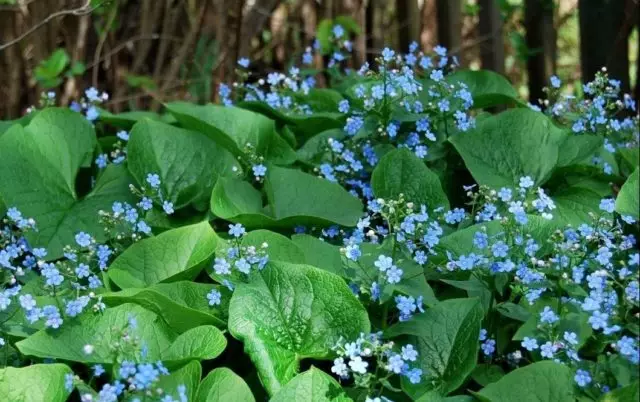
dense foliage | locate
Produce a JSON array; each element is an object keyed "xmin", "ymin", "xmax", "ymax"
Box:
[{"xmin": 1, "ymin": 24, "xmax": 639, "ymax": 402}]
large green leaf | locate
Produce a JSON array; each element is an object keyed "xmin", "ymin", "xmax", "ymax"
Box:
[
  {"xmin": 556, "ymin": 134, "xmax": 603, "ymax": 167},
  {"xmin": 0, "ymin": 364, "xmax": 72, "ymax": 402},
  {"xmin": 155, "ymin": 360, "xmax": 202, "ymax": 402},
  {"xmin": 599, "ymin": 381, "xmax": 639, "ymax": 402},
  {"xmin": 211, "ymin": 166, "xmax": 363, "ymax": 229},
  {"xmin": 386, "ymin": 298, "xmax": 484, "ymax": 397},
  {"xmin": 449, "ymin": 108, "xmax": 564, "ymax": 187},
  {"xmin": 238, "ymin": 101, "xmax": 343, "ymax": 142},
  {"xmin": 16, "ymin": 304, "xmax": 175, "ymax": 363},
  {"xmin": 474, "ymin": 361, "xmax": 574, "ymax": 402},
  {"xmin": 228, "ymin": 261, "xmax": 370, "ymax": 395},
  {"xmin": 196, "ymin": 368, "xmax": 256, "ymax": 402},
  {"xmin": 108, "ymin": 221, "xmax": 217, "ymax": 288},
  {"xmin": 371, "ymin": 148, "xmax": 450, "ymax": 209},
  {"xmin": 616, "ymin": 168, "xmax": 639, "ymax": 218},
  {"xmin": 165, "ymin": 102, "xmax": 296, "ymax": 164},
  {"xmin": 270, "ymin": 367, "xmax": 352, "ymax": 402},
  {"xmin": 446, "ymin": 70, "xmax": 520, "ymax": 109},
  {"xmin": 102, "ymin": 281, "xmax": 228, "ymax": 332},
  {"xmin": 552, "ymin": 186, "xmax": 602, "ymax": 226},
  {"xmin": 242, "ymin": 230, "xmax": 306, "ymax": 264},
  {"xmin": 127, "ymin": 119, "xmax": 240, "ymax": 211},
  {"xmin": 161, "ymin": 325, "xmax": 227, "ymax": 364},
  {"xmin": 16, "ymin": 304, "xmax": 225, "ymax": 364},
  {"xmin": 0, "ymin": 108, "xmax": 136, "ymax": 259},
  {"xmin": 291, "ymin": 234, "xmax": 344, "ymax": 276}
]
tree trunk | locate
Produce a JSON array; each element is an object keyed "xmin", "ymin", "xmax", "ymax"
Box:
[
  {"xmin": 525, "ymin": 0, "xmax": 555, "ymax": 104},
  {"xmin": 478, "ymin": 0, "xmax": 504, "ymax": 74},
  {"xmin": 239, "ymin": 0, "xmax": 282, "ymax": 58},
  {"xmin": 420, "ymin": 0, "xmax": 437, "ymax": 50},
  {"xmin": 579, "ymin": 0, "xmax": 630, "ymax": 92},
  {"xmin": 435, "ymin": 0, "xmax": 462, "ymax": 51},
  {"xmin": 396, "ymin": 0, "xmax": 420, "ymax": 52}
]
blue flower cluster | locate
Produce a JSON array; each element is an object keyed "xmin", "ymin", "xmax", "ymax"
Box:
[
  {"xmin": 331, "ymin": 332, "xmax": 423, "ymax": 396},
  {"xmin": 211, "ymin": 223, "xmax": 269, "ymax": 291}
]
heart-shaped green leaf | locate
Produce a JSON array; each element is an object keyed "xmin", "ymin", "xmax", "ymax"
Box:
[{"xmin": 228, "ymin": 261, "xmax": 370, "ymax": 395}]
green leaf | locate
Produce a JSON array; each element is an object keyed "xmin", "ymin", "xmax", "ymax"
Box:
[
  {"xmin": 616, "ymin": 168, "xmax": 639, "ymax": 219},
  {"xmin": 165, "ymin": 102, "xmax": 296, "ymax": 165},
  {"xmin": 471, "ymin": 364, "xmax": 505, "ymax": 386},
  {"xmin": 618, "ymin": 148, "xmax": 639, "ymax": 170},
  {"xmin": 0, "ymin": 364, "xmax": 73, "ymax": 402},
  {"xmin": 552, "ymin": 187, "xmax": 602, "ymax": 226},
  {"xmin": 161, "ymin": 325, "xmax": 227, "ymax": 364},
  {"xmin": 242, "ymin": 230, "xmax": 306, "ymax": 264},
  {"xmin": 599, "ymin": 381, "xmax": 639, "ymax": 401},
  {"xmin": 386, "ymin": 298, "xmax": 484, "ymax": 397},
  {"xmin": 98, "ymin": 109, "xmax": 176, "ymax": 129},
  {"xmin": 156, "ymin": 360, "xmax": 202, "ymax": 402},
  {"xmin": 438, "ymin": 216, "xmax": 561, "ymax": 258},
  {"xmin": 196, "ymin": 367, "xmax": 256, "ymax": 402},
  {"xmin": 128, "ymin": 119, "xmax": 241, "ymax": 211},
  {"xmin": 495, "ymin": 302, "xmax": 531, "ymax": 322},
  {"xmin": 108, "ymin": 221, "xmax": 218, "ymax": 288},
  {"xmin": 316, "ymin": 19, "xmax": 335, "ymax": 53},
  {"xmin": 474, "ymin": 361, "xmax": 574, "ymax": 402},
  {"xmin": 228, "ymin": 261, "xmax": 370, "ymax": 395},
  {"xmin": 356, "ymin": 243, "xmax": 438, "ymax": 305},
  {"xmin": 212, "ymin": 166, "xmax": 363, "ymax": 229},
  {"xmin": 449, "ymin": 108, "xmax": 564, "ymax": 187},
  {"xmin": 270, "ymin": 367, "xmax": 352, "ymax": 402},
  {"xmin": 446, "ymin": 70, "xmax": 519, "ymax": 108},
  {"xmin": 16, "ymin": 304, "xmax": 175, "ymax": 363},
  {"xmin": 0, "ymin": 108, "xmax": 136, "ymax": 259},
  {"xmin": 291, "ymin": 234, "xmax": 344, "ymax": 276},
  {"xmin": 35, "ymin": 49, "xmax": 69, "ymax": 81},
  {"xmin": 102, "ymin": 281, "xmax": 228, "ymax": 332},
  {"xmin": 556, "ymin": 134, "xmax": 603, "ymax": 167},
  {"xmin": 371, "ymin": 148, "xmax": 450, "ymax": 209}
]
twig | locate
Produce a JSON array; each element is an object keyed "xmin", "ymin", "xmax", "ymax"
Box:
[
  {"xmin": 92, "ymin": 0, "xmax": 118, "ymax": 87},
  {"xmin": 0, "ymin": 0, "xmax": 102, "ymax": 51},
  {"xmin": 86, "ymin": 33, "xmax": 182, "ymax": 70}
]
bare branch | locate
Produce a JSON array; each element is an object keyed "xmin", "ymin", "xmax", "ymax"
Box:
[{"xmin": 0, "ymin": 0, "xmax": 103, "ymax": 51}]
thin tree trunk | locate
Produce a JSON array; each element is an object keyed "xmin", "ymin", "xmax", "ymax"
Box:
[
  {"xmin": 478, "ymin": 0, "xmax": 504, "ymax": 74},
  {"xmin": 366, "ymin": 0, "xmax": 376, "ymax": 65},
  {"xmin": 525, "ymin": 0, "xmax": 555, "ymax": 104},
  {"xmin": 239, "ymin": 0, "xmax": 281, "ymax": 58},
  {"xmin": 396, "ymin": 0, "xmax": 420, "ymax": 52},
  {"xmin": 420, "ymin": 0, "xmax": 437, "ymax": 50},
  {"xmin": 435, "ymin": 0, "xmax": 461, "ymax": 51},
  {"xmin": 579, "ymin": 0, "xmax": 630, "ymax": 92}
]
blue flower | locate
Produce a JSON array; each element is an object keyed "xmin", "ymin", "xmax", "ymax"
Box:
[
  {"xmin": 430, "ymin": 69, "xmax": 444, "ymax": 81},
  {"xmin": 237, "ymin": 58, "xmax": 250, "ymax": 68},
  {"xmin": 162, "ymin": 201, "xmax": 174, "ymax": 215},
  {"xmin": 540, "ymin": 306, "xmax": 559, "ymax": 324},
  {"xmin": 574, "ymin": 369, "xmax": 592, "ymax": 387},
  {"xmin": 338, "ymin": 100, "xmax": 350, "ymax": 113},
  {"xmin": 550, "ymin": 75, "xmax": 561, "ymax": 88},
  {"xmin": 405, "ymin": 367, "xmax": 422, "ymax": 384},
  {"xmin": 95, "ymin": 154, "xmax": 108, "ymax": 168},
  {"xmin": 64, "ymin": 373, "xmax": 74, "ymax": 391},
  {"xmin": 228, "ymin": 223, "xmax": 246, "ymax": 238},
  {"xmin": 207, "ymin": 289, "xmax": 222, "ymax": 306},
  {"xmin": 386, "ymin": 266, "xmax": 403, "ymax": 284},
  {"xmin": 521, "ymin": 337, "xmax": 539, "ymax": 351},
  {"xmin": 75, "ymin": 232, "xmax": 92, "ymax": 248},
  {"xmin": 332, "ymin": 24, "xmax": 344, "ymax": 38},
  {"xmin": 252, "ymin": 164, "xmax": 267, "ymax": 178},
  {"xmin": 146, "ymin": 173, "xmax": 161, "ymax": 188},
  {"xmin": 599, "ymin": 198, "xmax": 615, "ymax": 213},
  {"xmin": 519, "ymin": 176, "xmax": 534, "ymax": 189},
  {"xmin": 381, "ymin": 47, "xmax": 395, "ymax": 62}
]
